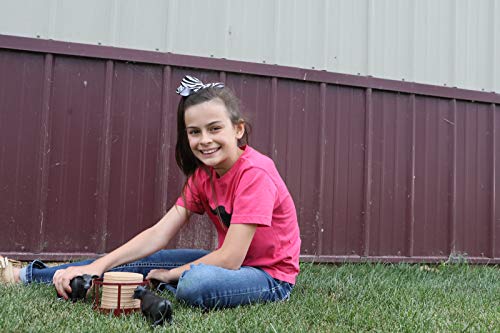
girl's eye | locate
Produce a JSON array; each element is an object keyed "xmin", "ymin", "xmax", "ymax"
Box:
[
  {"xmin": 209, "ymin": 126, "xmax": 222, "ymax": 132},
  {"xmin": 187, "ymin": 129, "xmax": 200, "ymax": 135}
]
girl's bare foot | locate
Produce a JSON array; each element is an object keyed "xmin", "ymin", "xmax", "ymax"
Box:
[
  {"xmin": 0, "ymin": 256, "xmax": 22, "ymax": 284},
  {"xmin": 12, "ymin": 267, "xmax": 21, "ymax": 283}
]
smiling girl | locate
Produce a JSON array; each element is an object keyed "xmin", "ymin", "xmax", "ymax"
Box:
[{"xmin": 1, "ymin": 76, "xmax": 301, "ymax": 310}]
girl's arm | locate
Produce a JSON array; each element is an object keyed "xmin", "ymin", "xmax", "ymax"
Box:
[
  {"xmin": 146, "ymin": 223, "xmax": 257, "ymax": 283},
  {"xmin": 54, "ymin": 205, "xmax": 189, "ymax": 299}
]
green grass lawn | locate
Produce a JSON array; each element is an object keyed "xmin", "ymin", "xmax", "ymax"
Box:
[{"xmin": 0, "ymin": 262, "xmax": 498, "ymax": 332}]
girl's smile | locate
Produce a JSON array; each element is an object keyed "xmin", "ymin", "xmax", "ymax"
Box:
[{"xmin": 184, "ymin": 99, "xmax": 245, "ymax": 176}]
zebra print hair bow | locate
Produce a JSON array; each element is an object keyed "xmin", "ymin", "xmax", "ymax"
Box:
[{"xmin": 176, "ymin": 75, "xmax": 224, "ymax": 97}]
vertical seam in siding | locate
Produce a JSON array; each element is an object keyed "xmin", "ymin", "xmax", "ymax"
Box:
[
  {"xmin": 475, "ymin": 103, "xmax": 480, "ymax": 254},
  {"xmin": 333, "ymin": 85, "xmax": 340, "ymax": 253},
  {"xmin": 346, "ymin": 88, "xmax": 354, "ymax": 253},
  {"xmin": 156, "ymin": 65, "xmax": 171, "ymax": 218},
  {"xmin": 393, "ymin": 95, "xmax": 400, "ymax": 253},
  {"xmin": 317, "ymin": 82, "xmax": 326, "ymax": 256},
  {"xmin": 407, "ymin": 93, "xmax": 416, "ymax": 257},
  {"xmin": 271, "ymin": 77, "xmax": 278, "ymax": 161},
  {"xmin": 219, "ymin": 71, "xmax": 226, "ymax": 83},
  {"xmin": 491, "ymin": 103, "xmax": 497, "ymax": 258},
  {"xmin": 96, "ymin": 59, "xmax": 114, "ymax": 253},
  {"xmin": 450, "ymin": 98, "xmax": 457, "ymax": 255},
  {"xmin": 362, "ymin": 87, "xmax": 373, "ymax": 256},
  {"xmin": 379, "ymin": 93, "xmax": 386, "ymax": 254},
  {"xmin": 36, "ymin": 53, "xmax": 53, "ymax": 253}
]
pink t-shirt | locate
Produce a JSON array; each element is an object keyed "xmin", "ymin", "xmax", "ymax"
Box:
[{"xmin": 175, "ymin": 146, "xmax": 301, "ymax": 284}]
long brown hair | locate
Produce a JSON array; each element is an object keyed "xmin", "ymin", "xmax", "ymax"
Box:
[{"xmin": 175, "ymin": 85, "xmax": 252, "ymax": 224}]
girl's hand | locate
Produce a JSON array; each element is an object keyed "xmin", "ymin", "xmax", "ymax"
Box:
[
  {"xmin": 146, "ymin": 269, "xmax": 174, "ymax": 284},
  {"xmin": 53, "ymin": 265, "xmax": 103, "ymax": 300}
]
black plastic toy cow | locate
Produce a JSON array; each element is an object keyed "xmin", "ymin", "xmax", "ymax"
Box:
[{"xmin": 133, "ymin": 286, "xmax": 173, "ymax": 326}]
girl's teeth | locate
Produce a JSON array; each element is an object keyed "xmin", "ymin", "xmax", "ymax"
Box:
[{"xmin": 203, "ymin": 148, "xmax": 218, "ymax": 154}]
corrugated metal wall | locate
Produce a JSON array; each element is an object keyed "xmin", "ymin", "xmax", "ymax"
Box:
[
  {"xmin": 0, "ymin": 0, "xmax": 499, "ymax": 93},
  {"xmin": 0, "ymin": 35, "xmax": 499, "ymax": 263}
]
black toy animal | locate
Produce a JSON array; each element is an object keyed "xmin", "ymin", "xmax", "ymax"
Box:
[
  {"xmin": 56, "ymin": 274, "xmax": 97, "ymax": 302},
  {"xmin": 133, "ymin": 286, "xmax": 173, "ymax": 326}
]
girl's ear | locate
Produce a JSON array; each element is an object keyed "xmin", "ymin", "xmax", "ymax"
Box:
[{"xmin": 235, "ymin": 120, "xmax": 245, "ymax": 140}]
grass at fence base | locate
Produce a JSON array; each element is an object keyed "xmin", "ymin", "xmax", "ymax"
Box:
[{"xmin": 0, "ymin": 262, "xmax": 498, "ymax": 332}]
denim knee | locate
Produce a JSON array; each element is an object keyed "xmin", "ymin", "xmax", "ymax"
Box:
[
  {"xmin": 174, "ymin": 263, "xmax": 294, "ymax": 310},
  {"xmin": 175, "ymin": 264, "xmax": 210, "ymax": 308}
]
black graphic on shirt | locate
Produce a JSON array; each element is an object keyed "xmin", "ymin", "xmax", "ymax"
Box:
[{"xmin": 210, "ymin": 206, "xmax": 232, "ymax": 228}]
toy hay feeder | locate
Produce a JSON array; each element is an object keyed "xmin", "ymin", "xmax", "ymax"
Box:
[{"xmin": 92, "ymin": 272, "xmax": 148, "ymax": 316}]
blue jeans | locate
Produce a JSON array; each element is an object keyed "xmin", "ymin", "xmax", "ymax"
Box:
[{"xmin": 21, "ymin": 249, "xmax": 294, "ymax": 310}]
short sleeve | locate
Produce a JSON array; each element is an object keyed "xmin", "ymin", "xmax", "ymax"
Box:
[
  {"xmin": 231, "ymin": 168, "xmax": 277, "ymax": 226},
  {"xmin": 175, "ymin": 174, "xmax": 205, "ymax": 214}
]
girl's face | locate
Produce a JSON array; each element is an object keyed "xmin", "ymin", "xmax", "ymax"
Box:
[{"xmin": 184, "ymin": 99, "xmax": 245, "ymax": 176}]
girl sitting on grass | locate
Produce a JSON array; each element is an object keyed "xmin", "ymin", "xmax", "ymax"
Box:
[{"xmin": 0, "ymin": 75, "xmax": 301, "ymax": 310}]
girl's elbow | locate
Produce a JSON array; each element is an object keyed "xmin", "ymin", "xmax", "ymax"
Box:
[
  {"xmin": 219, "ymin": 251, "xmax": 244, "ymax": 270},
  {"xmin": 226, "ymin": 261, "xmax": 243, "ymax": 270}
]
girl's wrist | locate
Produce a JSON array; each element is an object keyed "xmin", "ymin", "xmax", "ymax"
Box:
[
  {"xmin": 166, "ymin": 268, "xmax": 180, "ymax": 283},
  {"xmin": 88, "ymin": 260, "xmax": 107, "ymax": 276}
]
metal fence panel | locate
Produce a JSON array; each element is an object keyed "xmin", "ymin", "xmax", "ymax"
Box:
[{"xmin": 0, "ymin": 35, "xmax": 498, "ymax": 263}]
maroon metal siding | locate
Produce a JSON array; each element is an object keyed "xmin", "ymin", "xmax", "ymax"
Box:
[
  {"xmin": 0, "ymin": 50, "xmax": 45, "ymax": 254},
  {"xmin": 0, "ymin": 35, "xmax": 498, "ymax": 263}
]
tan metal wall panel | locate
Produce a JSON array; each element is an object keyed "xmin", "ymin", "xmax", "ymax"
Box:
[{"xmin": 0, "ymin": 1, "xmax": 499, "ymax": 89}]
